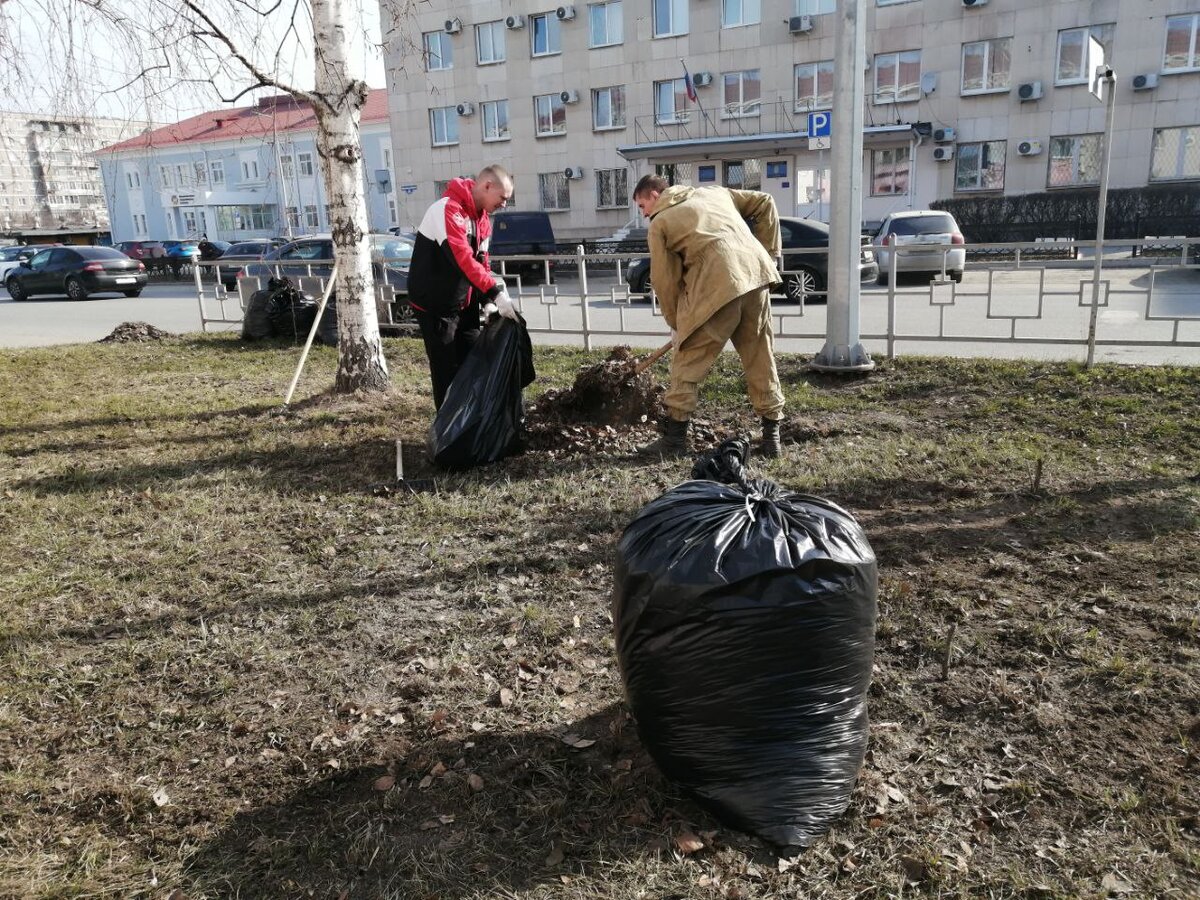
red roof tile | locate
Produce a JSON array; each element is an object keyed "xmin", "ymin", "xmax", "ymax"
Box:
[{"xmin": 97, "ymin": 88, "xmax": 389, "ymax": 154}]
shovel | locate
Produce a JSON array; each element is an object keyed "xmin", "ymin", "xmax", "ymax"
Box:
[{"xmin": 629, "ymin": 339, "xmax": 673, "ymax": 381}]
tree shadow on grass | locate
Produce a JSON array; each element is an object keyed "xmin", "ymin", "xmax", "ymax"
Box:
[{"xmin": 182, "ymin": 704, "xmax": 723, "ymax": 899}]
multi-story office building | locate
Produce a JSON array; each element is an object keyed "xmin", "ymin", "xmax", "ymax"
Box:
[
  {"xmin": 382, "ymin": 0, "xmax": 1200, "ymax": 237},
  {"xmin": 96, "ymin": 91, "xmax": 399, "ymax": 244},
  {"xmin": 0, "ymin": 111, "xmax": 144, "ymax": 235}
]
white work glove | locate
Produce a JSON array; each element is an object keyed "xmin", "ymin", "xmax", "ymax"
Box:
[
  {"xmin": 483, "ymin": 302, "xmax": 498, "ymax": 318},
  {"xmin": 494, "ymin": 286, "xmax": 519, "ymax": 321}
]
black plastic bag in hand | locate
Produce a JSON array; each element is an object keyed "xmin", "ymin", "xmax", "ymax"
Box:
[
  {"xmin": 427, "ymin": 313, "xmax": 535, "ymax": 470},
  {"xmin": 614, "ymin": 442, "xmax": 877, "ymax": 849}
]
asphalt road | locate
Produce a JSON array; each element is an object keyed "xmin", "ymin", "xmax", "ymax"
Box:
[{"xmin": 2, "ymin": 267, "xmax": 1198, "ymax": 366}]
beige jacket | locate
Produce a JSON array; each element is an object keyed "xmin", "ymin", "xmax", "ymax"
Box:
[{"xmin": 647, "ymin": 185, "xmax": 782, "ymax": 342}]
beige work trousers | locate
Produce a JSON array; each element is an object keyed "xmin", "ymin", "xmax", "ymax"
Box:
[{"xmin": 664, "ymin": 287, "xmax": 785, "ymax": 422}]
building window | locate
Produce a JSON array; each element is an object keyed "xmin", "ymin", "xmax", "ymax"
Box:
[
  {"xmin": 652, "ymin": 0, "xmax": 687, "ymax": 37},
  {"xmin": 125, "ymin": 169, "xmax": 140, "ymax": 188},
  {"xmin": 722, "ymin": 0, "xmax": 760, "ymax": 28},
  {"xmin": 654, "ymin": 78, "xmax": 689, "ymax": 124},
  {"xmin": 871, "ymin": 146, "xmax": 910, "ymax": 196},
  {"xmin": 592, "ymin": 85, "xmax": 626, "ymax": 129},
  {"xmin": 183, "ymin": 210, "xmax": 198, "ymax": 233},
  {"xmin": 430, "ymin": 107, "xmax": 459, "ymax": 146},
  {"xmin": 434, "ymin": 179, "xmax": 451, "ymax": 199},
  {"xmin": 1165, "ymin": 14, "xmax": 1200, "ymax": 72},
  {"xmin": 794, "ymin": 60, "xmax": 834, "ymax": 112},
  {"xmin": 481, "ymin": 100, "xmax": 510, "ymax": 141},
  {"xmin": 286, "ymin": 206, "xmax": 300, "ymax": 228},
  {"xmin": 595, "ymin": 168, "xmax": 629, "ymax": 209},
  {"xmin": 383, "ymin": 147, "xmax": 392, "ymax": 169},
  {"xmin": 955, "ymin": 140, "xmax": 1006, "ymax": 191},
  {"xmin": 193, "ymin": 162, "xmax": 207, "ymax": 185},
  {"xmin": 159, "ymin": 165, "xmax": 172, "ymax": 187},
  {"xmin": 298, "ymin": 153, "xmax": 314, "ymax": 176},
  {"xmin": 388, "ymin": 198, "xmax": 398, "ymax": 224},
  {"xmin": 210, "ymin": 160, "xmax": 225, "ymax": 185},
  {"xmin": 215, "ymin": 204, "xmax": 272, "ymax": 230},
  {"xmin": 175, "ymin": 164, "xmax": 189, "ymax": 186},
  {"xmin": 1048, "ymin": 134, "xmax": 1103, "ymax": 187},
  {"xmin": 280, "ymin": 154, "xmax": 294, "ymax": 178},
  {"xmin": 1150, "ymin": 126, "xmax": 1200, "ymax": 181},
  {"xmin": 539, "ymin": 172, "xmax": 571, "ymax": 210},
  {"xmin": 132, "ymin": 213, "xmax": 147, "ymax": 235},
  {"xmin": 961, "ymin": 37, "xmax": 1012, "ymax": 94},
  {"xmin": 796, "ymin": 0, "xmax": 835, "ymax": 13},
  {"xmin": 721, "ymin": 70, "xmax": 761, "ymax": 118},
  {"xmin": 534, "ymin": 93, "xmax": 567, "ymax": 136},
  {"xmin": 589, "ymin": 1, "xmax": 622, "ymax": 47},
  {"xmin": 424, "ymin": 31, "xmax": 453, "ymax": 70},
  {"xmin": 304, "ymin": 205, "xmax": 319, "ymax": 227},
  {"xmin": 476, "ymin": 21, "xmax": 506, "ymax": 64},
  {"xmin": 241, "ymin": 157, "xmax": 260, "ymax": 181},
  {"xmin": 874, "ymin": 50, "xmax": 921, "ymax": 104},
  {"xmin": 531, "ymin": 12, "xmax": 561, "ymax": 56},
  {"xmin": 1055, "ymin": 24, "xmax": 1115, "ymax": 85}
]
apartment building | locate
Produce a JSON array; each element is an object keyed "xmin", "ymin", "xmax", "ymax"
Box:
[
  {"xmin": 382, "ymin": 0, "xmax": 1200, "ymax": 236},
  {"xmin": 0, "ymin": 111, "xmax": 144, "ymax": 235},
  {"xmin": 95, "ymin": 91, "xmax": 399, "ymax": 245}
]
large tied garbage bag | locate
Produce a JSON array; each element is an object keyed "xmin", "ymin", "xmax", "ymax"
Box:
[
  {"xmin": 241, "ymin": 277, "xmax": 317, "ymax": 342},
  {"xmin": 613, "ymin": 439, "xmax": 877, "ymax": 848},
  {"xmin": 427, "ymin": 313, "xmax": 535, "ymax": 470}
]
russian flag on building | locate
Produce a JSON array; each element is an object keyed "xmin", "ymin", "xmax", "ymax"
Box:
[{"xmin": 681, "ymin": 61, "xmax": 698, "ymax": 103}]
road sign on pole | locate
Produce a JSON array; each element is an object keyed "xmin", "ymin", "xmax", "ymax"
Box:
[{"xmin": 807, "ymin": 111, "xmax": 832, "ymax": 150}]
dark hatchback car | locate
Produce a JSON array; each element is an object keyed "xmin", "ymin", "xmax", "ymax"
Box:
[
  {"xmin": 490, "ymin": 211, "xmax": 557, "ymax": 284},
  {"xmin": 240, "ymin": 235, "xmax": 414, "ymax": 294},
  {"xmin": 215, "ymin": 238, "xmax": 286, "ymax": 289},
  {"xmin": 626, "ymin": 216, "xmax": 878, "ymax": 303},
  {"xmin": 4, "ymin": 246, "xmax": 147, "ymax": 301}
]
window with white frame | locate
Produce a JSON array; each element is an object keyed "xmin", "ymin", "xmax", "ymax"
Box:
[
  {"xmin": 434, "ymin": 179, "xmax": 451, "ymax": 199},
  {"xmin": 874, "ymin": 50, "xmax": 921, "ymax": 104},
  {"xmin": 654, "ymin": 78, "xmax": 689, "ymax": 123},
  {"xmin": 125, "ymin": 169, "xmax": 140, "ymax": 188},
  {"xmin": 132, "ymin": 212, "xmax": 147, "ymax": 234},
  {"xmin": 531, "ymin": 12, "xmax": 561, "ymax": 56},
  {"xmin": 876, "ymin": 0, "xmax": 913, "ymax": 5},
  {"xmin": 870, "ymin": 146, "xmax": 910, "ymax": 196},
  {"xmin": 286, "ymin": 206, "xmax": 300, "ymax": 228},
  {"xmin": 175, "ymin": 164, "xmax": 189, "ymax": 186},
  {"xmin": 481, "ymin": 100, "xmax": 510, "ymax": 141},
  {"xmin": 955, "ymin": 140, "xmax": 1006, "ymax": 191},
  {"xmin": 298, "ymin": 153, "xmax": 314, "ymax": 176},
  {"xmin": 1048, "ymin": 134, "xmax": 1103, "ymax": 187},
  {"xmin": 241, "ymin": 157, "xmax": 260, "ymax": 181},
  {"xmin": 423, "ymin": 31, "xmax": 453, "ymax": 71},
  {"xmin": 383, "ymin": 147, "xmax": 392, "ymax": 169},
  {"xmin": 652, "ymin": 0, "xmax": 687, "ymax": 37},
  {"xmin": 209, "ymin": 160, "xmax": 225, "ymax": 184},
  {"xmin": 539, "ymin": 172, "xmax": 570, "ymax": 210},
  {"xmin": 430, "ymin": 107, "xmax": 460, "ymax": 146},
  {"xmin": 962, "ymin": 37, "xmax": 1012, "ymax": 94},
  {"xmin": 595, "ymin": 168, "xmax": 629, "ymax": 209},
  {"xmin": 722, "ymin": 0, "xmax": 760, "ymax": 28},
  {"xmin": 476, "ymin": 21, "xmax": 506, "ymax": 64},
  {"xmin": 280, "ymin": 154, "xmax": 294, "ymax": 178},
  {"xmin": 592, "ymin": 85, "xmax": 626, "ymax": 129},
  {"xmin": 193, "ymin": 161, "xmax": 207, "ymax": 185},
  {"xmin": 1150, "ymin": 125, "xmax": 1200, "ymax": 181},
  {"xmin": 1165, "ymin": 14, "xmax": 1200, "ymax": 71},
  {"xmin": 721, "ymin": 70, "xmax": 761, "ymax": 117},
  {"xmin": 183, "ymin": 210, "xmax": 197, "ymax": 233},
  {"xmin": 304, "ymin": 204, "xmax": 319, "ymax": 227},
  {"xmin": 534, "ymin": 93, "xmax": 567, "ymax": 136},
  {"xmin": 589, "ymin": 1, "xmax": 622, "ymax": 47},
  {"xmin": 796, "ymin": 0, "xmax": 835, "ymax": 14},
  {"xmin": 388, "ymin": 198, "xmax": 398, "ymax": 224},
  {"xmin": 1055, "ymin": 24, "xmax": 1115, "ymax": 84},
  {"xmin": 159, "ymin": 165, "xmax": 172, "ymax": 187},
  {"xmin": 794, "ymin": 60, "xmax": 834, "ymax": 111}
]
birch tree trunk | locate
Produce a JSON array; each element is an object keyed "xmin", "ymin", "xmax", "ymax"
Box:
[{"xmin": 311, "ymin": 0, "xmax": 390, "ymax": 392}]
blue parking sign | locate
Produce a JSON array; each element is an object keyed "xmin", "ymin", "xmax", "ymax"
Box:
[{"xmin": 807, "ymin": 111, "xmax": 831, "ymax": 137}]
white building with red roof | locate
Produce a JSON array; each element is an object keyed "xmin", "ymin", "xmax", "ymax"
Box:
[{"xmin": 96, "ymin": 91, "xmax": 404, "ymax": 244}]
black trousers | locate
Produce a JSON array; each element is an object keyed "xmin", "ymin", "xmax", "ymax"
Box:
[{"xmin": 415, "ymin": 298, "xmax": 482, "ymax": 410}]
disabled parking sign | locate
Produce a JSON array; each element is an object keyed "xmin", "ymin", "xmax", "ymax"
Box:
[{"xmin": 808, "ymin": 112, "xmax": 831, "ymax": 150}]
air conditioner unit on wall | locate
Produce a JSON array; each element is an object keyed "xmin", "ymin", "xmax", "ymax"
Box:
[
  {"xmin": 789, "ymin": 15, "xmax": 813, "ymax": 35},
  {"xmin": 556, "ymin": 5, "xmax": 576, "ymax": 20},
  {"xmin": 455, "ymin": 101, "xmax": 475, "ymax": 116},
  {"xmin": 933, "ymin": 126, "xmax": 956, "ymax": 143},
  {"xmin": 962, "ymin": 0, "xmax": 988, "ymax": 7},
  {"xmin": 505, "ymin": 14, "xmax": 525, "ymax": 29},
  {"xmin": 564, "ymin": 166, "xmax": 584, "ymax": 179},
  {"xmin": 933, "ymin": 146, "xmax": 955, "ymax": 162},
  {"xmin": 1017, "ymin": 81, "xmax": 1043, "ymax": 101},
  {"xmin": 444, "ymin": 17, "xmax": 461, "ymax": 33},
  {"xmin": 692, "ymin": 72, "xmax": 713, "ymax": 87},
  {"xmin": 560, "ymin": 89, "xmax": 580, "ymax": 104},
  {"xmin": 1017, "ymin": 140, "xmax": 1042, "ymax": 156},
  {"xmin": 1132, "ymin": 73, "xmax": 1159, "ymax": 91}
]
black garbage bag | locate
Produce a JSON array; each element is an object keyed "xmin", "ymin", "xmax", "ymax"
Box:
[
  {"xmin": 265, "ymin": 277, "xmax": 318, "ymax": 342},
  {"xmin": 613, "ymin": 439, "xmax": 877, "ymax": 849},
  {"xmin": 427, "ymin": 313, "xmax": 535, "ymax": 470},
  {"xmin": 241, "ymin": 287, "xmax": 274, "ymax": 341},
  {"xmin": 315, "ymin": 300, "xmax": 338, "ymax": 347}
]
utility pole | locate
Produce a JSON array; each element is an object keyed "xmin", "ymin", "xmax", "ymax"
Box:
[
  {"xmin": 811, "ymin": 0, "xmax": 874, "ymax": 372},
  {"xmin": 1086, "ymin": 49, "xmax": 1117, "ymax": 370}
]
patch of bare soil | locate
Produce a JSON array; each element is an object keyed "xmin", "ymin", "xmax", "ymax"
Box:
[{"xmin": 98, "ymin": 321, "xmax": 176, "ymax": 343}]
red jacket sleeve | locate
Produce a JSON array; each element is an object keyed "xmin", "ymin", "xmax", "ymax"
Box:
[{"xmin": 443, "ymin": 201, "xmax": 500, "ymax": 295}]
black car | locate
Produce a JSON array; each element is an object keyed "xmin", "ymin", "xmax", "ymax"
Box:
[
  {"xmin": 490, "ymin": 211, "xmax": 557, "ymax": 284},
  {"xmin": 625, "ymin": 217, "xmax": 879, "ymax": 303},
  {"xmin": 240, "ymin": 234, "xmax": 413, "ymax": 296},
  {"xmin": 215, "ymin": 239, "xmax": 286, "ymax": 289},
  {"xmin": 4, "ymin": 246, "xmax": 147, "ymax": 301}
]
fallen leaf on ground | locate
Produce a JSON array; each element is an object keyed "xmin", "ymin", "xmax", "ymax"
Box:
[
  {"xmin": 151, "ymin": 787, "xmax": 170, "ymax": 807},
  {"xmin": 674, "ymin": 832, "xmax": 704, "ymax": 855},
  {"xmin": 499, "ymin": 688, "xmax": 515, "ymax": 707},
  {"xmin": 468, "ymin": 773, "xmax": 485, "ymax": 792},
  {"xmin": 545, "ymin": 845, "xmax": 565, "ymax": 866},
  {"xmin": 373, "ymin": 775, "xmax": 396, "ymax": 791},
  {"xmin": 1101, "ymin": 873, "xmax": 1135, "ymax": 894}
]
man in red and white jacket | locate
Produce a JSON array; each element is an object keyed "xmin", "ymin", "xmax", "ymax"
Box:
[{"xmin": 408, "ymin": 165, "xmax": 518, "ymax": 409}]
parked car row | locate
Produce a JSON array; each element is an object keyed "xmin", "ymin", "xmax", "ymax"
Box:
[{"xmin": 4, "ymin": 246, "xmax": 148, "ymax": 301}]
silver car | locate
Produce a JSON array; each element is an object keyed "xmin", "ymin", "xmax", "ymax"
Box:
[{"xmin": 874, "ymin": 210, "xmax": 966, "ymax": 283}]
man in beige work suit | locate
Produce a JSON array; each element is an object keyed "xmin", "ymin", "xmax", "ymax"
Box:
[{"xmin": 633, "ymin": 174, "xmax": 785, "ymax": 458}]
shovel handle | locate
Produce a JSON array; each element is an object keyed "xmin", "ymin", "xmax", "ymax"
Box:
[{"xmin": 633, "ymin": 339, "xmax": 674, "ymax": 376}]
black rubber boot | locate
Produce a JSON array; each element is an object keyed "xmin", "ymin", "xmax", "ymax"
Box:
[
  {"xmin": 639, "ymin": 418, "xmax": 690, "ymax": 458},
  {"xmin": 760, "ymin": 418, "xmax": 782, "ymax": 458}
]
